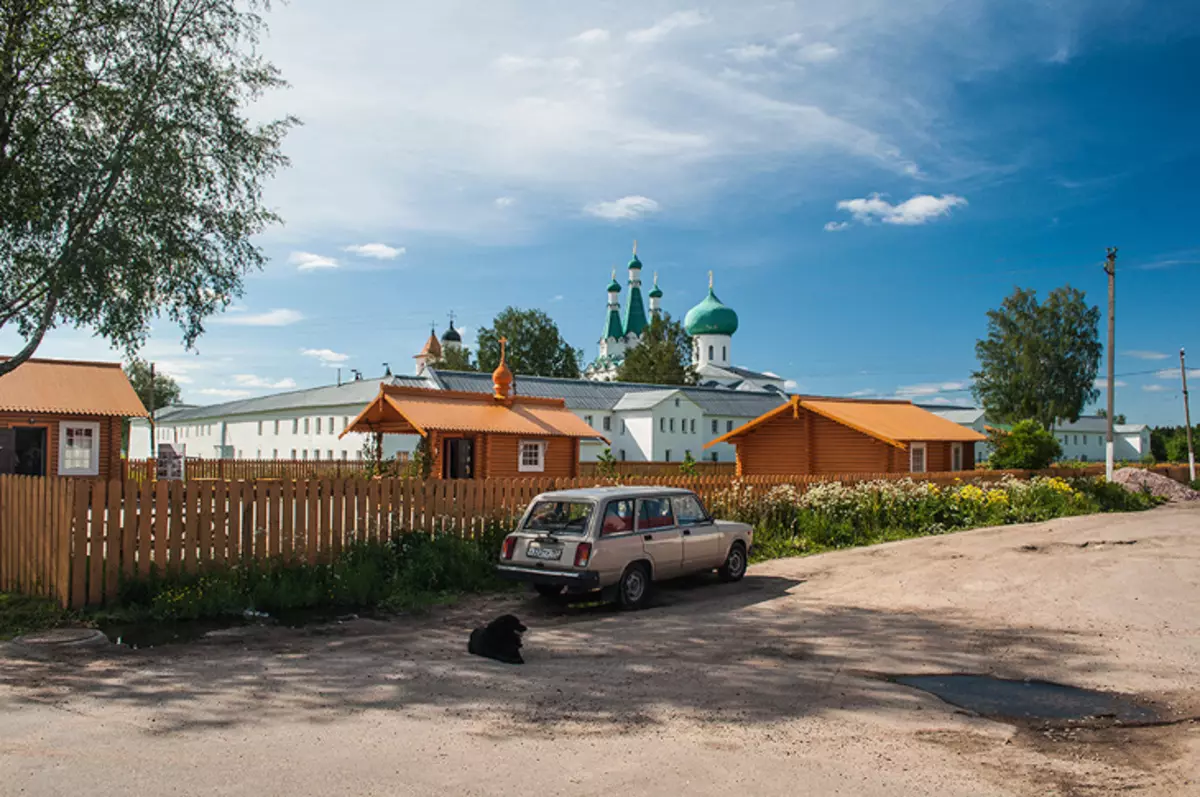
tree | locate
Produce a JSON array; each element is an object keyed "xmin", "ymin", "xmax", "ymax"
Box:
[
  {"xmin": 437, "ymin": 346, "xmax": 477, "ymax": 372},
  {"xmin": 476, "ymin": 308, "xmax": 581, "ymax": 378},
  {"xmin": 972, "ymin": 286, "xmax": 1102, "ymax": 429},
  {"xmin": 595, "ymin": 448, "xmax": 619, "ymax": 479},
  {"xmin": 123, "ymin": 359, "xmax": 181, "ymax": 414},
  {"xmin": 616, "ymin": 313, "xmax": 697, "ymax": 385},
  {"xmin": 0, "ymin": 0, "xmax": 295, "ymax": 378},
  {"xmin": 987, "ymin": 420, "xmax": 1063, "ymax": 469},
  {"xmin": 1096, "ymin": 409, "xmax": 1127, "ymax": 424}
]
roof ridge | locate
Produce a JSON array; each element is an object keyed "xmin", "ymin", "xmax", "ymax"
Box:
[{"xmin": 0, "ymin": 355, "xmax": 123, "ymax": 369}]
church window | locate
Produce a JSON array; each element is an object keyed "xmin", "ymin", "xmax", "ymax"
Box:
[
  {"xmin": 708, "ymin": 345, "xmax": 714, "ymax": 361},
  {"xmin": 603, "ymin": 416, "xmax": 611, "ymax": 431},
  {"xmin": 665, "ymin": 450, "xmax": 672, "ymax": 462},
  {"xmin": 660, "ymin": 418, "xmax": 665, "ymax": 432},
  {"xmin": 711, "ymin": 419, "xmax": 718, "ymax": 434},
  {"xmin": 726, "ymin": 420, "xmax": 734, "ymax": 432},
  {"xmin": 619, "ymin": 449, "xmax": 626, "ymax": 461},
  {"xmin": 722, "ymin": 346, "xmax": 726, "ymax": 361},
  {"xmin": 621, "ymin": 420, "xmax": 627, "ymax": 435},
  {"xmin": 690, "ymin": 419, "xmax": 695, "ymax": 434},
  {"xmin": 669, "ymin": 418, "xmax": 675, "ymax": 432}
]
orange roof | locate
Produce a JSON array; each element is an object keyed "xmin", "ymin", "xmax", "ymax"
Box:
[
  {"xmin": 704, "ymin": 395, "xmax": 985, "ymax": 450},
  {"xmin": 414, "ymin": 331, "xmax": 442, "ymax": 360},
  {"xmin": 0, "ymin": 357, "xmax": 148, "ymax": 417},
  {"xmin": 342, "ymin": 385, "xmax": 606, "ymax": 441}
]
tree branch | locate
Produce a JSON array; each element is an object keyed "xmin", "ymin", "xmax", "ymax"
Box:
[{"xmin": 0, "ymin": 290, "xmax": 58, "ymax": 378}]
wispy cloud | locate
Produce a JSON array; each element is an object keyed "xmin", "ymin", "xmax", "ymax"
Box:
[
  {"xmin": 197, "ymin": 388, "xmax": 253, "ymax": 398},
  {"xmin": 301, "ymin": 348, "xmax": 350, "ymax": 366},
  {"xmin": 832, "ymin": 193, "xmax": 968, "ymax": 227},
  {"xmin": 1156, "ymin": 368, "xmax": 1200, "ymax": 379},
  {"xmin": 289, "ymin": 251, "xmax": 339, "ymax": 271},
  {"xmin": 728, "ymin": 44, "xmax": 774, "ymax": 62},
  {"xmin": 823, "ymin": 221, "xmax": 850, "ymax": 232},
  {"xmin": 627, "ymin": 11, "xmax": 709, "ymax": 44},
  {"xmin": 550, "ymin": 295, "xmax": 564, "ymax": 302},
  {"xmin": 584, "ymin": 195, "xmax": 660, "ymax": 220},
  {"xmin": 783, "ymin": 379, "xmax": 799, "ymax": 391},
  {"xmin": 1124, "ymin": 350, "xmax": 1169, "ymax": 360},
  {"xmin": 571, "ymin": 28, "xmax": 609, "ymax": 44},
  {"xmin": 231, "ymin": 374, "xmax": 297, "ymax": 389},
  {"xmin": 1143, "ymin": 384, "xmax": 1166, "ymax": 392},
  {"xmin": 214, "ymin": 308, "xmax": 304, "ymax": 327},
  {"xmin": 1094, "ymin": 378, "xmax": 1127, "ymax": 389},
  {"xmin": 895, "ymin": 381, "xmax": 968, "ymax": 397},
  {"xmin": 343, "ymin": 243, "xmax": 405, "ymax": 260},
  {"xmin": 494, "ymin": 196, "xmax": 516, "ymax": 208},
  {"xmin": 848, "ymin": 388, "xmax": 876, "ymax": 397},
  {"xmin": 796, "ymin": 42, "xmax": 840, "ymax": 62}
]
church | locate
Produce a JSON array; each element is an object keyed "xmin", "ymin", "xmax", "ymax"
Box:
[{"xmin": 584, "ymin": 245, "xmax": 786, "ymax": 393}]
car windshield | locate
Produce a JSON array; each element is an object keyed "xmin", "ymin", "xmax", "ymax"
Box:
[{"xmin": 523, "ymin": 500, "xmax": 593, "ymax": 534}]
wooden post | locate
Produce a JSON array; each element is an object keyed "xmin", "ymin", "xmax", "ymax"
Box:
[{"xmin": 1103, "ymin": 247, "xmax": 1117, "ymax": 481}]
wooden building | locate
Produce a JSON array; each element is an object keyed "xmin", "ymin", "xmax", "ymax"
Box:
[
  {"xmin": 343, "ymin": 341, "xmax": 605, "ymax": 479},
  {"xmin": 705, "ymin": 395, "xmax": 986, "ymax": 476},
  {"xmin": 0, "ymin": 357, "xmax": 148, "ymax": 479}
]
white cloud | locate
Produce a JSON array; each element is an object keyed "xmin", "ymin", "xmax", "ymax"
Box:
[
  {"xmin": 823, "ymin": 221, "xmax": 850, "ymax": 232},
  {"xmin": 1093, "ymin": 378, "xmax": 1127, "ymax": 389},
  {"xmin": 1124, "ymin": 350, "xmax": 1168, "ymax": 360},
  {"xmin": 343, "ymin": 243, "xmax": 405, "ymax": 260},
  {"xmin": 197, "ymin": 388, "xmax": 253, "ymax": 398},
  {"xmin": 783, "ymin": 379, "xmax": 799, "ymax": 391},
  {"xmin": 796, "ymin": 42, "xmax": 840, "ymax": 62},
  {"xmin": 493, "ymin": 54, "xmax": 581, "ymax": 73},
  {"xmin": 213, "ymin": 308, "xmax": 304, "ymax": 327},
  {"xmin": 550, "ymin": 294, "xmax": 564, "ymax": 302},
  {"xmin": 1156, "ymin": 368, "xmax": 1200, "ymax": 379},
  {"xmin": 289, "ymin": 251, "xmax": 339, "ymax": 270},
  {"xmin": 301, "ymin": 348, "xmax": 350, "ymax": 366},
  {"xmin": 571, "ymin": 28, "xmax": 609, "ymax": 44},
  {"xmin": 231, "ymin": 374, "xmax": 298, "ymax": 389},
  {"xmin": 926, "ymin": 396, "xmax": 954, "ymax": 406},
  {"xmin": 584, "ymin": 195, "xmax": 660, "ymax": 220},
  {"xmin": 1143, "ymin": 384, "xmax": 1166, "ymax": 392},
  {"xmin": 627, "ymin": 11, "xmax": 709, "ymax": 44},
  {"xmin": 834, "ymin": 193, "xmax": 968, "ymax": 226},
  {"xmin": 895, "ymin": 381, "xmax": 968, "ymax": 397},
  {"xmin": 728, "ymin": 44, "xmax": 774, "ymax": 62},
  {"xmin": 494, "ymin": 196, "xmax": 516, "ymax": 208},
  {"xmin": 848, "ymin": 389, "xmax": 876, "ymax": 397}
]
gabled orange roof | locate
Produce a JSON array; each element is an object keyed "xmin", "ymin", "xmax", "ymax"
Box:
[
  {"xmin": 414, "ymin": 331, "xmax": 442, "ymax": 360},
  {"xmin": 704, "ymin": 395, "xmax": 985, "ymax": 449},
  {"xmin": 341, "ymin": 385, "xmax": 606, "ymax": 441},
  {"xmin": 0, "ymin": 357, "xmax": 148, "ymax": 417}
]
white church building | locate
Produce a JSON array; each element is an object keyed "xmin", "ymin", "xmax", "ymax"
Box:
[{"xmin": 129, "ymin": 247, "xmax": 791, "ymax": 465}]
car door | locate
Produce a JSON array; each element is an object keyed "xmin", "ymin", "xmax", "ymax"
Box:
[
  {"xmin": 637, "ymin": 496, "xmax": 683, "ymax": 580},
  {"xmin": 673, "ymin": 493, "xmax": 724, "ymax": 572},
  {"xmin": 593, "ymin": 498, "xmax": 644, "ymax": 587}
]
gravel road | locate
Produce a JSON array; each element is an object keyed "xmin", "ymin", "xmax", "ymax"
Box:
[{"xmin": 2, "ymin": 505, "xmax": 1198, "ymax": 796}]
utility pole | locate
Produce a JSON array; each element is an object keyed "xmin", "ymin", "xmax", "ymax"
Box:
[
  {"xmin": 1182, "ymin": 348, "xmax": 1196, "ymax": 482},
  {"xmin": 1103, "ymin": 248, "xmax": 1117, "ymax": 481}
]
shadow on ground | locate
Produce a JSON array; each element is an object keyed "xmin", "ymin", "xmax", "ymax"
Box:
[{"xmin": 0, "ymin": 572, "xmax": 1125, "ymax": 737}]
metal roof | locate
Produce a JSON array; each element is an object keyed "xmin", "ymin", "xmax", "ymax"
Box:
[
  {"xmin": 0, "ymin": 357, "xmax": 148, "ymax": 417},
  {"xmin": 612, "ymin": 389, "xmax": 685, "ymax": 411},
  {"xmin": 151, "ymin": 375, "xmax": 435, "ymax": 422},
  {"xmin": 428, "ymin": 369, "xmax": 787, "ymax": 417},
  {"xmin": 534, "ymin": 485, "xmax": 699, "ymax": 501}
]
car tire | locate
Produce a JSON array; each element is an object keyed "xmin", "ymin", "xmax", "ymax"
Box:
[
  {"xmin": 617, "ymin": 562, "xmax": 652, "ymax": 610},
  {"xmin": 534, "ymin": 584, "xmax": 564, "ymax": 599},
  {"xmin": 718, "ymin": 542, "xmax": 747, "ymax": 583}
]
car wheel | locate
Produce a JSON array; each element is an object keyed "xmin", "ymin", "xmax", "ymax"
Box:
[
  {"xmin": 534, "ymin": 584, "xmax": 564, "ymax": 599},
  {"xmin": 617, "ymin": 562, "xmax": 652, "ymax": 610},
  {"xmin": 718, "ymin": 542, "xmax": 747, "ymax": 582}
]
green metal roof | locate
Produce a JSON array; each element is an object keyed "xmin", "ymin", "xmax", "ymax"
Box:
[
  {"xmin": 684, "ymin": 288, "xmax": 739, "ymax": 336},
  {"xmin": 603, "ymin": 307, "xmax": 623, "ymax": 340},
  {"xmin": 622, "ymin": 284, "xmax": 648, "ymax": 337}
]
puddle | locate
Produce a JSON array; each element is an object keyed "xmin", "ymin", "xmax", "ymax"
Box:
[{"xmin": 893, "ymin": 674, "xmax": 1160, "ymax": 725}]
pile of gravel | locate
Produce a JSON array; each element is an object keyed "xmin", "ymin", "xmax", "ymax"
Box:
[{"xmin": 1112, "ymin": 468, "xmax": 1200, "ymax": 502}]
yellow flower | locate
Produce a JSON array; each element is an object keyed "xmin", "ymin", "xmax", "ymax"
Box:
[{"xmin": 986, "ymin": 489, "xmax": 1009, "ymax": 505}]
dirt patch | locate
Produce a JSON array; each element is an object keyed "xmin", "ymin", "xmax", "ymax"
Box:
[
  {"xmin": 1113, "ymin": 467, "xmax": 1200, "ymax": 501},
  {"xmin": 1019, "ymin": 540, "xmax": 1138, "ymax": 553}
]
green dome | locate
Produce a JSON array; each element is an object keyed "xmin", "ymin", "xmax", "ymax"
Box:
[
  {"xmin": 627, "ymin": 254, "xmax": 642, "ymax": 270},
  {"xmin": 684, "ymin": 288, "xmax": 738, "ymax": 336},
  {"xmin": 607, "ymin": 277, "xmax": 622, "ymax": 293},
  {"xmin": 648, "ymin": 284, "xmax": 663, "ymax": 298}
]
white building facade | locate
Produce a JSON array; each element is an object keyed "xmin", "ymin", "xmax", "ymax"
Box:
[{"xmin": 929, "ymin": 407, "xmax": 1152, "ymax": 465}]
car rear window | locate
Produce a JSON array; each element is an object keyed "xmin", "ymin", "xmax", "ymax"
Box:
[
  {"xmin": 601, "ymin": 499, "xmax": 635, "ymax": 535},
  {"xmin": 523, "ymin": 500, "xmax": 593, "ymax": 534},
  {"xmin": 637, "ymin": 497, "xmax": 675, "ymax": 530}
]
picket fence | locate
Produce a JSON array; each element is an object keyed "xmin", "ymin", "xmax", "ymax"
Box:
[
  {"xmin": 0, "ymin": 464, "xmax": 1191, "ymax": 610},
  {"xmin": 124, "ymin": 457, "xmax": 403, "ymax": 483}
]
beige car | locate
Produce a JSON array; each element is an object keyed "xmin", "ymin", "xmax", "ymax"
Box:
[{"xmin": 496, "ymin": 486, "xmax": 754, "ymax": 609}]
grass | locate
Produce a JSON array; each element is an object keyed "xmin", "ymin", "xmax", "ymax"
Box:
[{"xmin": 0, "ymin": 592, "xmax": 73, "ymax": 641}]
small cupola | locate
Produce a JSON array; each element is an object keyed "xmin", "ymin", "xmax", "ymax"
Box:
[{"xmin": 492, "ymin": 337, "xmax": 514, "ymax": 400}]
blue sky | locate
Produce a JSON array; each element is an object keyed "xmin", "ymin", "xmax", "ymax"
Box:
[{"xmin": 4, "ymin": 0, "xmax": 1199, "ymax": 425}]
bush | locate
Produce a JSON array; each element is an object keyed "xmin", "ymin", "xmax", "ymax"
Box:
[
  {"xmin": 0, "ymin": 593, "xmax": 73, "ymax": 640},
  {"xmin": 988, "ymin": 420, "xmax": 1062, "ymax": 470}
]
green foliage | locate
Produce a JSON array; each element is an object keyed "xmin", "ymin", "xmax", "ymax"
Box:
[
  {"xmin": 476, "ymin": 307, "xmax": 581, "ymax": 378},
  {"xmin": 616, "ymin": 313, "xmax": 697, "ymax": 385},
  {"xmin": 401, "ymin": 437, "xmax": 433, "ymax": 479},
  {"xmin": 973, "ymin": 286, "xmax": 1102, "ymax": 429},
  {"xmin": 707, "ymin": 475, "xmax": 1160, "ymax": 563},
  {"xmin": 679, "ymin": 450, "xmax": 698, "ymax": 476},
  {"xmin": 0, "ymin": 0, "xmax": 295, "ymax": 377},
  {"xmin": 123, "ymin": 359, "xmax": 181, "ymax": 412},
  {"xmin": 595, "ymin": 448, "xmax": 619, "ymax": 479},
  {"xmin": 117, "ymin": 530, "xmax": 507, "ymax": 622},
  {"xmin": 1191, "ymin": 479, "xmax": 1200, "ymax": 492},
  {"xmin": 987, "ymin": 420, "xmax": 1063, "ymax": 470},
  {"xmin": 1141, "ymin": 453, "xmax": 1157, "ymax": 465},
  {"xmin": 0, "ymin": 592, "xmax": 73, "ymax": 640},
  {"xmin": 437, "ymin": 346, "xmax": 477, "ymax": 372},
  {"xmin": 1096, "ymin": 409, "xmax": 1127, "ymax": 424}
]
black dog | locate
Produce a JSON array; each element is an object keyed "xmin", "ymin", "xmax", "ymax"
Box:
[{"xmin": 468, "ymin": 614, "xmax": 527, "ymax": 665}]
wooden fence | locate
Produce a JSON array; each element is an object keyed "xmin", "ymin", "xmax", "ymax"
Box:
[
  {"xmin": 578, "ymin": 461, "xmax": 736, "ymax": 477},
  {"xmin": 1, "ymin": 464, "xmax": 1192, "ymax": 610},
  {"xmin": 123, "ymin": 457, "xmax": 406, "ymax": 483}
]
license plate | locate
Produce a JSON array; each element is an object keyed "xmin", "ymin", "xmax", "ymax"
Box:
[{"xmin": 526, "ymin": 544, "xmax": 562, "ymax": 561}]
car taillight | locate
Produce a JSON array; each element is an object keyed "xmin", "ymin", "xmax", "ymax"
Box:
[
  {"xmin": 501, "ymin": 536, "xmax": 517, "ymax": 560},
  {"xmin": 574, "ymin": 542, "xmax": 592, "ymax": 568}
]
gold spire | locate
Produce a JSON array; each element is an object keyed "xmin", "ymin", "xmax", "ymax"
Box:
[
  {"xmin": 653, "ymin": 271, "xmax": 658, "ymax": 286},
  {"xmin": 611, "ymin": 268, "xmax": 616, "ymax": 280},
  {"xmin": 632, "ymin": 239, "xmax": 638, "ymax": 255},
  {"xmin": 708, "ymin": 270, "xmax": 714, "ymax": 289}
]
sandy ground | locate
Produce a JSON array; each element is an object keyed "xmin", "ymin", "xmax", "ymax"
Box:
[{"xmin": 2, "ymin": 506, "xmax": 1199, "ymax": 796}]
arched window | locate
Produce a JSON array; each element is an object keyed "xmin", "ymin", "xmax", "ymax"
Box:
[
  {"xmin": 722, "ymin": 346, "xmax": 727, "ymax": 361},
  {"xmin": 708, "ymin": 345, "xmax": 714, "ymax": 360}
]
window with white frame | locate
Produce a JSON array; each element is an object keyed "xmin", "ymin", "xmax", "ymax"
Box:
[
  {"xmin": 665, "ymin": 449, "xmax": 672, "ymax": 462},
  {"xmin": 659, "ymin": 417, "xmax": 665, "ymax": 432},
  {"xmin": 603, "ymin": 416, "xmax": 611, "ymax": 431},
  {"xmin": 726, "ymin": 420, "xmax": 734, "ymax": 433},
  {"xmin": 301, "ymin": 449, "xmax": 308, "ymax": 460},
  {"xmin": 328, "ymin": 417, "xmax": 334, "ymax": 434},
  {"xmin": 292, "ymin": 419, "xmax": 299, "ymax": 434},
  {"xmin": 59, "ymin": 421, "xmax": 100, "ymax": 476},
  {"xmin": 711, "ymin": 451, "xmax": 719, "ymax": 462},
  {"xmin": 712, "ymin": 419, "xmax": 718, "ymax": 434},
  {"xmin": 689, "ymin": 418, "xmax": 695, "ymax": 434},
  {"xmin": 290, "ymin": 448, "xmax": 297, "ymax": 458},
  {"xmin": 669, "ymin": 418, "xmax": 675, "ymax": 432},
  {"xmin": 316, "ymin": 417, "xmax": 322, "ymax": 434},
  {"xmin": 272, "ymin": 449, "xmax": 278, "ymax": 459},
  {"xmin": 519, "ymin": 440, "xmax": 546, "ymax": 472},
  {"xmin": 585, "ymin": 415, "xmax": 594, "ymax": 427},
  {"xmin": 621, "ymin": 420, "xmax": 627, "ymax": 435},
  {"xmin": 257, "ymin": 421, "xmax": 263, "ymax": 436},
  {"xmin": 274, "ymin": 420, "xmax": 280, "ymax": 435},
  {"xmin": 327, "ymin": 450, "xmax": 333, "ymax": 460},
  {"xmin": 342, "ymin": 416, "xmax": 349, "ymax": 431},
  {"xmin": 910, "ymin": 442, "xmax": 927, "ymax": 473},
  {"xmin": 619, "ymin": 449, "xmax": 626, "ymax": 461},
  {"xmin": 304, "ymin": 418, "xmax": 310, "ymax": 434},
  {"xmin": 341, "ymin": 451, "xmax": 349, "ymax": 460}
]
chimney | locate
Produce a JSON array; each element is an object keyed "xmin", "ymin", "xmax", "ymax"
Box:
[{"xmin": 492, "ymin": 337, "xmax": 513, "ymax": 400}]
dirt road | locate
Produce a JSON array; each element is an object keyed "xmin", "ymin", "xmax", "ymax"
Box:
[{"xmin": 2, "ymin": 506, "xmax": 1198, "ymax": 796}]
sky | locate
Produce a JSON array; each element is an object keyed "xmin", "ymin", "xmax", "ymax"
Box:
[{"xmin": 4, "ymin": 0, "xmax": 1200, "ymax": 425}]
